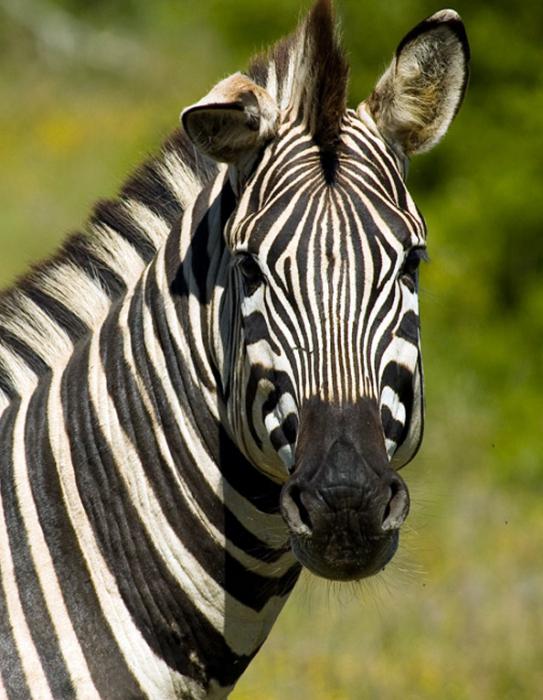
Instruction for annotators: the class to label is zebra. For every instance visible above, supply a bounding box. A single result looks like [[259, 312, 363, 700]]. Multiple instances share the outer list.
[[0, 1, 469, 698]]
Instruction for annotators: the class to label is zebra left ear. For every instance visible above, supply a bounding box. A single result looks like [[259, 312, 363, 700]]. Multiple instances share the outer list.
[[360, 10, 470, 158], [181, 72, 279, 165]]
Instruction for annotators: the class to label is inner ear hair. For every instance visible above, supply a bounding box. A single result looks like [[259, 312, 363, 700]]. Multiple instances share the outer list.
[[364, 10, 470, 158]]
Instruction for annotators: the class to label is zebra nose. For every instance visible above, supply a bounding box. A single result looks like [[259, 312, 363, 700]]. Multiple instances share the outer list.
[[281, 470, 410, 535], [381, 472, 410, 531]]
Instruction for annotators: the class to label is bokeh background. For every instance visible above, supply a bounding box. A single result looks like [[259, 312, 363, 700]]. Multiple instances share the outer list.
[[0, 1, 541, 698]]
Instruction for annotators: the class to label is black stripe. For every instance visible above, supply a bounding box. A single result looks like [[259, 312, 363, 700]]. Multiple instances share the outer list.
[[381, 405, 405, 444], [341, 130, 408, 209], [396, 310, 419, 345], [163, 128, 218, 187], [25, 373, 144, 699], [381, 361, 415, 445], [372, 296, 401, 369], [243, 311, 279, 353], [269, 427, 287, 450], [99, 298, 295, 610], [244, 140, 316, 214], [92, 200, 158, 262], [266, 186, 317, 264], [0, 326, 49, 376], [121, 159, 182, 225], [170, 180, 236, 305], [142, 289, 288, 562], [0, 399, 75, 698], [0, 373, 17, 403], [62, 342, 256, 688], [24, 285, 89, 342], [150, 270, 284, 516], [0, 404, 32, 700], [282, 256, 312, 393], [63, 234, 126, 299], [324, 199, 342, 394]]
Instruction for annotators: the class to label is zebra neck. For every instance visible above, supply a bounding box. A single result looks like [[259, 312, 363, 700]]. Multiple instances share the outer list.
[[52, 183, 300, 694], [0, 132, 299, 697]]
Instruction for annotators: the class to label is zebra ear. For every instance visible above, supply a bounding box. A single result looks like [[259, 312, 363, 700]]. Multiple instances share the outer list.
[[181, 72, 279, 165], [360, 10, 469, 158]]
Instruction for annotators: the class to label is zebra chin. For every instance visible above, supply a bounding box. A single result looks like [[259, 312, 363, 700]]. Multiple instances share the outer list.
[[289, 527, 400, 582], [281, 484, 405, 581]]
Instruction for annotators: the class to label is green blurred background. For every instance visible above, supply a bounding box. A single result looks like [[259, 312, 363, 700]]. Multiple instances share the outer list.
[[0, 1, 541, 698]]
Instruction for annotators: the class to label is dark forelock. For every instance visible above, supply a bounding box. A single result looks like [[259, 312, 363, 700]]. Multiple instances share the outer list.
[[248, 0, 349, 156]]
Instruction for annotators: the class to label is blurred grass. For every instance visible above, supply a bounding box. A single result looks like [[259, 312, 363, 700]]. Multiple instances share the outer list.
[[1, 1, 542, 698]]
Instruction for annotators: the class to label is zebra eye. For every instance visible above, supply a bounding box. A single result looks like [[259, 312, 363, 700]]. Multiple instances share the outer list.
[[237, 254, 264, 294], [399, 247, 427, 286]]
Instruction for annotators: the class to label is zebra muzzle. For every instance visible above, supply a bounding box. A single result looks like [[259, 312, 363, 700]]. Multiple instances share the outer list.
[[279, 399, 410, 581]]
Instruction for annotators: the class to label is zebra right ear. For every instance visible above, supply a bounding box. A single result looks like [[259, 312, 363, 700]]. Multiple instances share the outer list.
[[181, 72, 279, 166], [360, 10, 470, 159]]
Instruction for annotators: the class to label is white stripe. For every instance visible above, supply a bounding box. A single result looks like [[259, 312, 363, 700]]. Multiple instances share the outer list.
[[86, 223, 147, 282], [305, 192, 327, 398], [280, 50, 299, 110], [342, 121, 404, 202], [40, 262, 111, 328], [48, 370, 202, 699], [154, 250, 288, 546], [124, 287, 293, 576], [339, 137, 425, 243], [0, 343, 37, 396], [265, 59, 278, 102], [0, 407, 52, 699], [374, 236, 393, 288], [2, 292, 73, 369], [13, 395, 100, 699], [159, 150, 204, 210], [88, 320, 289, 657], [333, 191, 359, 403], [381, 385, 406, 425], [378, 336, 419, 384], [122, 198, 171, 249]]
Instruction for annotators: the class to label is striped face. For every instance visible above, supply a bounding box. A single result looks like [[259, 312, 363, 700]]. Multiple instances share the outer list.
[[183, 3, 469, 582], [222, 112, 426, 484]]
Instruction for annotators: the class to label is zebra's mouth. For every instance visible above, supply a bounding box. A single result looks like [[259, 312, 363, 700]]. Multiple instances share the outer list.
[[288, 515, 400, 581]]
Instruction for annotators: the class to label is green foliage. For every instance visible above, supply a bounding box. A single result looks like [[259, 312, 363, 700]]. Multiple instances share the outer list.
[[0, 1, 541, 697]]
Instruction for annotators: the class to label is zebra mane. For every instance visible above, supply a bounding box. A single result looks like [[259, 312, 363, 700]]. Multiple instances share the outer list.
[[248, 0, 349, 155], [0, 128, 217, 412], [0, 0, 347, 412]]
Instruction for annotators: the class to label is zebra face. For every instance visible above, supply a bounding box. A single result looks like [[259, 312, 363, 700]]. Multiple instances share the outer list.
[[182, 7, 469, 580], [222, 114, 424, 579], [226, 113, 426, 471]]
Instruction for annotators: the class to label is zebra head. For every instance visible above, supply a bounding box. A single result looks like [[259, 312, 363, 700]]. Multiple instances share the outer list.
[[182, 1, 469, 581]]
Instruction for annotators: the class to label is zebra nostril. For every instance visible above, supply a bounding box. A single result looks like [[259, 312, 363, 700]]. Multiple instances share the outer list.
[[381, 475, 410, 531], [281, 483, 313, 536]]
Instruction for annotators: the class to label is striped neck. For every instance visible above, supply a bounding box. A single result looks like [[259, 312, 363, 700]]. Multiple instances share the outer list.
[[0, 129, 299, 696]]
